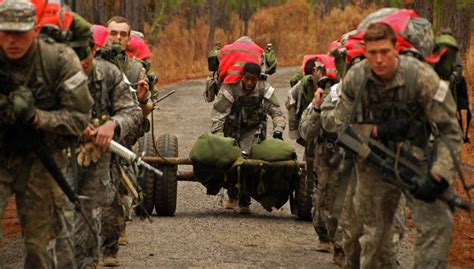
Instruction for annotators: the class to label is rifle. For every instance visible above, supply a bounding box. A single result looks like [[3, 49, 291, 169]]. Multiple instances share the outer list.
[[108, 140, 163, 178], [28, 127, 98, 244], [336, 124, 471, 211]]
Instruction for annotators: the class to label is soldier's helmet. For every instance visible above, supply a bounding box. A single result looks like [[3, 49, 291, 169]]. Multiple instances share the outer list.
[[0, 0, 36, 32]]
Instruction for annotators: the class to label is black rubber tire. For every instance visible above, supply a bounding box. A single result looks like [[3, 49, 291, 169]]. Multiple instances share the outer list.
[[293, 165, 315, 221], [154, 133, 178, 216], [135, 132, 156, 216]]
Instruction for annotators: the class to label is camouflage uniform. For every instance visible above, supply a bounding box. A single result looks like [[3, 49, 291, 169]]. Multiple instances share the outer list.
[[101, 51, 148, 259], [299, 96, 341, 246], [211, 80, 286, 205], [72, 59, 141, 268], [0, 1, 93, 268], [332, 55, 462, 268], [286, 74, 317, 141]]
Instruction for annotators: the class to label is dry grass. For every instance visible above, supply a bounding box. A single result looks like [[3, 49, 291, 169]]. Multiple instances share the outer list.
[[151, 0, 377, 85]]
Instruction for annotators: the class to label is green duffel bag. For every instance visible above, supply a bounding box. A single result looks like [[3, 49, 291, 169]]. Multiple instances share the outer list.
[[189, 132, 241, 168], [249, 138, 297, 162]]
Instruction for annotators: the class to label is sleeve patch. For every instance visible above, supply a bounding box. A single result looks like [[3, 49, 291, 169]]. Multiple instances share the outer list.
[[64, 71, 87, 90], [433, 80, 449, 103], [329, 83, 340, 102], [222, 89, 235, 103], [264, 86, 275, 99]]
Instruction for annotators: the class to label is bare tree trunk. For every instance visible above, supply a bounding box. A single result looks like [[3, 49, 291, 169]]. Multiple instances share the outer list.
[[208, 0, 217, 49], [121, 0, 145, 33], [453, 5, 472, 56], [410, 0, 433, 22], [241, 0, 250, 36], [92, 0, 105, 25]]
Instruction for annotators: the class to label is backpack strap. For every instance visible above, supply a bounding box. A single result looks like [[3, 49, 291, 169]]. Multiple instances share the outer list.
[[126, 58, 143, 84], [349, 64, 370, 123]]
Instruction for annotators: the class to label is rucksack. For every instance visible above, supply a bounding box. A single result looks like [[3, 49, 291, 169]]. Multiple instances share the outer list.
[[329, 9, 434, 71], [219, 36, 264, 84], [190, 133, 242, 194], [238, 139, 298, 211], [432, 31, 459, 80], [207, 43, 221, 72], [262, 44, 277, 75]]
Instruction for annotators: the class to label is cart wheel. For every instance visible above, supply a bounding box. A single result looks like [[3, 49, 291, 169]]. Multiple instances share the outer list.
[[154, 133, 178, 216], [292, 167, 315, 221], [135, 132, 155, 216]]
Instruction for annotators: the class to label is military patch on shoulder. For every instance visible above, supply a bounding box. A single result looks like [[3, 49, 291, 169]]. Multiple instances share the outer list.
[[222, 89, 235, 103], [264, 86, 275, 99], [433, 80, 449, 103], [214, 97, 232, 113], [65, 71, 87, 90], [329, 83, 340, 102]]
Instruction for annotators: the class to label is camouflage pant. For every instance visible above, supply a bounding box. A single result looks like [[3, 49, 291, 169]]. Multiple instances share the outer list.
[[355, 164, 453, 269], [101, 162, 126, 258], [72, 152, 114, 268], [0, 153, 74, 269], [333, 160, 362, 268], [312, 145, 340, 243]]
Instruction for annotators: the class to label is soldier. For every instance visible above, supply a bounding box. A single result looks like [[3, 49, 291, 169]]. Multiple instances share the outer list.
[[211, 62, 286, 214], [98, 15, 152, 266], [299, 84, 342, 253], [286, 61, 318, 145], [0, 0, 93, 268], [331, 22, 462, 268], [71, 30, 142, 268]]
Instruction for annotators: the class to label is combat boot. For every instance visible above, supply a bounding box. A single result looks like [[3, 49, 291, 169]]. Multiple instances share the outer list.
[[224, 198, 238, 209], [316, 241, 332, 252], [118, 230, 129, 246], [238, 204, 251, 214], [102, 256, 120, 267]]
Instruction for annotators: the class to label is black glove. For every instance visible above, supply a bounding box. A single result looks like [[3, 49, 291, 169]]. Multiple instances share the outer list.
[[10, 86, 36, 123], [273, 131, 283, 140], [377, 118, 409, 142], [412, 173, 449, 203]]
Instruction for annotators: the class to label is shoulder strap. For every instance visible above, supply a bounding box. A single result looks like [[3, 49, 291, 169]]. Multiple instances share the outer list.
[[126, 59, 143, 83], [36, 40, 60, 90], [349, 64, 369, 123]]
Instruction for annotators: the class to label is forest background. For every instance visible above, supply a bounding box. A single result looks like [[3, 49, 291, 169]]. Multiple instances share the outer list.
[[68, 0, 473, 89]]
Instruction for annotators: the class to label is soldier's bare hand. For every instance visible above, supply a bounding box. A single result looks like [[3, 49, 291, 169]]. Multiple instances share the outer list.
[[136, 80, 149, 101], [95, 120, 116, 150], [314, 87, 325, 108], [81, 124, 97, 141]]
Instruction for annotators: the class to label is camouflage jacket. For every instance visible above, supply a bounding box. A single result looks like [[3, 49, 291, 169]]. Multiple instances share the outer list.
[[211, 80, 286, 137], [286, 74, 316, 139], [1, 38, 93, 150], [333, 55, 462, 182], [89, 58, 142, 141]]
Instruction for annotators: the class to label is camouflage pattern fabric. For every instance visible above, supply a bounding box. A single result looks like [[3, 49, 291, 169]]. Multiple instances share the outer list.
[[333, 56, 462, 268], [299, 101, 340, 244], [0, 0, 35, 32], [0, 38, 92, 268], [211, 80, 286, 150], [71, 59, 141, 268], [211, 80, 286, 205]]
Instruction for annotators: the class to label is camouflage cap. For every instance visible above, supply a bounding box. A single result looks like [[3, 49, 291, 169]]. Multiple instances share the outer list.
[[0, 0, 36, 32]]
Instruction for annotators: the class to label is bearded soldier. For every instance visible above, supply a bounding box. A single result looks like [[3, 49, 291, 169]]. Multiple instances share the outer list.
[[0, 0, 93, 267], [211, 62, 286, 214]]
